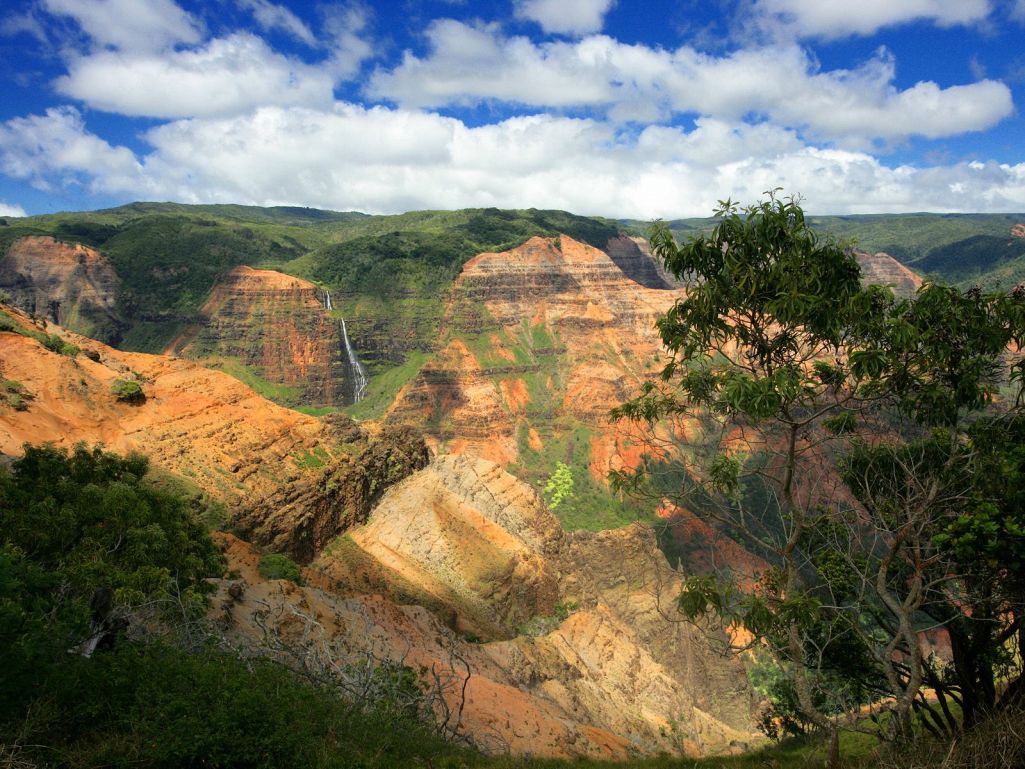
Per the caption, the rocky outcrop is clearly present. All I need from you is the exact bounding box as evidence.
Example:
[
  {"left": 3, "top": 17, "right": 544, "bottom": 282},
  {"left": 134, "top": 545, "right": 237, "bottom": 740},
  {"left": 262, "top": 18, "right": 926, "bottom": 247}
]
[
  {"left": 388, "top": 235, "right": 678, "bottom": 468},
  {"left": 168, "top": 266, "right": 349, "bottom": 405},
  {"left": 0, "top": 236, "right": 124, "bottom": 343},
  {"left": 602, "top": 235, "right": 672, "bottom": 289},
  {"left": 1012, "top": 223, "right": 1025, "bottom": 239},
  {"left": 231, "top": 423, "right": 431, "bottom": 564},
  {"left": 854, "top": 249, "right": 922, "bottom": 297},
  {"left": 0, "top": 305, "right": 330, "bottom": 501},
  {"left": 342, "top": 454, "right": 563, "bottom": 638},
  {"left": 223, "top": 455, "right": 759, "bottom": 759}
]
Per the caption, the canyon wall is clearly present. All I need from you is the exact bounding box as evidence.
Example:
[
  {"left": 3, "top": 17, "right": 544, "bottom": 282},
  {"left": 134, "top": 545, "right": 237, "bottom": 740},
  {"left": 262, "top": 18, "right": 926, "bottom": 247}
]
[
  {"left": 0, "top": 235, "right": 124, "bottom": 343},
  {"left": 167, "top": 266, "right": 351, "bottom": 406}
]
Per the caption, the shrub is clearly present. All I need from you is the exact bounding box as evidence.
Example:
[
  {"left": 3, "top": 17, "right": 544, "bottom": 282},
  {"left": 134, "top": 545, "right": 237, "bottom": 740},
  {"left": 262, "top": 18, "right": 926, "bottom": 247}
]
[
  {"left": 1, "top": 380, "right": 31, "bottom": 411},
  {"left": 112, "top": 378, "right": 145, "bottom": 403},
  {"left": 42, "top": 332, "right": 79, "bottom": 356},
  {"left": 258, "top": 553, "right": 304, "bottom": 584}
]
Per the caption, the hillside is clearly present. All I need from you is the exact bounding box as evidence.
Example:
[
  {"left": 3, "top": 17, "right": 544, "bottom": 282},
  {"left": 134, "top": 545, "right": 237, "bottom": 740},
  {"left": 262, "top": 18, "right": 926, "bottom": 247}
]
[{"left": 622, "top": 212, "right": 1025, "bottom": 289}]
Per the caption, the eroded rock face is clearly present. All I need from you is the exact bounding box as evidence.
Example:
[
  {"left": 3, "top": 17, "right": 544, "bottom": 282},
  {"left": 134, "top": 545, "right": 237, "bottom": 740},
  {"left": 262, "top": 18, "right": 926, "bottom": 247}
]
[
  {"left": 167, "top": 266, "right": 349, "bottom": 405},
  {"left": 225, "top": 455, "right": 758, "bottom": 759},
  {"left": 602, "top": 235, "right": 672, "bottom": 289},
  {"left": 854, "top": 249, "right": 922, "bottom": 297},
  {"left": 0, "top": 305, "right": 329, "bottom": 501},
  {"left": 0, "top": 236, "right": 124, "bottom": 343},
  {"left": 343, "top": 454, "right": 563, "bottom": 638},
  {"left": 232, "top": 423, "right": 431, "bottom": 564},
  {"left": 1011, "top": 223, "right": 1025, "bottom": 239},
  {"left": 387, "top": 235, "right": 678, "bottom": 468}
]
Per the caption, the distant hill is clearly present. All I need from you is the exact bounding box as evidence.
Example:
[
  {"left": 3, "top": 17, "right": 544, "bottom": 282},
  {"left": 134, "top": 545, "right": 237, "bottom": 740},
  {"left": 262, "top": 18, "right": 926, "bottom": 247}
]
[{"left": 620, "top": 211, "right": 1025, "bottom": 289}]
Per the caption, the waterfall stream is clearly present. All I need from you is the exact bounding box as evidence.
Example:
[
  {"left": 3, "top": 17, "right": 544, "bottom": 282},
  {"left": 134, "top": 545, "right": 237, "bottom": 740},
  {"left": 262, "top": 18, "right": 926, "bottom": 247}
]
[
  {"left": 324, "top": 291, "right": 368, "bottom": 403},
  {"left": 340, "top": 318, "right": 368, "bottom": 402}
]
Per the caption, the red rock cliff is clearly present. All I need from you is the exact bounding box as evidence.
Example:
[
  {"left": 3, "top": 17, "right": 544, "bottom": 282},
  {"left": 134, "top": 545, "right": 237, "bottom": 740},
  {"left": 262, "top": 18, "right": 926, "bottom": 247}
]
[
  {"left": 167, "top": 266, "right": 350, "bottom": 405},
  {"left": 0, "top": 235, "right": 124, "bottom": 342}
]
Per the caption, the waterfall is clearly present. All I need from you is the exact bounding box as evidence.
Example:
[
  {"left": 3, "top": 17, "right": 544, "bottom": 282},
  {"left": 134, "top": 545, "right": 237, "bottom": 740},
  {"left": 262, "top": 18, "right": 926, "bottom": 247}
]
[
  {"left": 324, "top": 290, "right": 333, "bottom": 311},
  {"left": 340, "top": 317, "right": 368, "bottom": 403}
]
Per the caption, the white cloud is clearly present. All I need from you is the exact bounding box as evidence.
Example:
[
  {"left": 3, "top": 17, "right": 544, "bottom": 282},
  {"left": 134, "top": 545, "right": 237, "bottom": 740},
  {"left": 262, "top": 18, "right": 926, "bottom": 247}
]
[
  {"left": 753, "top": 0, "right": 992, "bottom": 39},
  {"left": 55, "top": 34, "right": 337, "bottom": 119},
  {"left": 1013, "top": 0, "right": 1025, "bottom": 21},
  {"left": 0, "top": 202, "right": 27, "bottom": 218},
  {"left": 514, "top": 0, "right": 615, "bottom": 36},
  {"left": 368, "top": 24, "right": 1013, "bottom": 146},
  {"left": 42, "top": 0, "right": 203, "bottom": 52},
  {"left": 0, "top": 107, "right": 143, "bottom": 195},
  {"left": 238, "top": 0, "right": 316, "bottom": 46},
  {"left": 5, "top": 104, "right": 1025, "bottom": 218}
]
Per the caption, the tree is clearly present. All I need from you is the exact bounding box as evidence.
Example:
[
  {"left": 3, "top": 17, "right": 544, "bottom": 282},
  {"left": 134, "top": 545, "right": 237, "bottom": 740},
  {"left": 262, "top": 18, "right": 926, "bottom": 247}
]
[
  {"left": 612, "top": 191, "right": 1025, "bottom": 757},
  {"left": 543, "top": 461, "right": 574, "bottom": 510}
]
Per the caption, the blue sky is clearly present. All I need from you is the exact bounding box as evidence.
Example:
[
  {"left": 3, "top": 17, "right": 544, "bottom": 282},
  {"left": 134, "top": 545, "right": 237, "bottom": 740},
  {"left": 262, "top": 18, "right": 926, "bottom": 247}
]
[{"left": 1, "top": 0, "right": 1025, "bottom": 218}]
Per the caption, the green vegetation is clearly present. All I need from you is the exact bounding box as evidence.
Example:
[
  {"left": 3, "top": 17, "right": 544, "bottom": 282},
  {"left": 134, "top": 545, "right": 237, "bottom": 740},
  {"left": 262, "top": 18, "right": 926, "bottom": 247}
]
[
  {"left": 257, "top": 553, "right": 304, "bottom": 584},
  {"left": 543, "top": 461, "right": 575, "bottom": 509},
  {"left": 292, "top": 445, "right": 330, "bottom": 470},
  {"left": 625, "top": 211, "right": 1025, "bottom": 289},
  {"left": 614, "top": 192, "right": 1025, "bottom": 764},
  {"left": 111, "top": 377, "right": 145, "bottom": 403},
  {"left": 0, "top": 379, "right": 31, "bottom": 411},
  {"left": 0, "top": 307, "right": 81, "bottom": 356},
  {"left": 345, "top": 349, "right": 429, "bottom": 420},
  {"left": 203, "top": 355, "right": 302, "bottom": 404},
  {"left": 0, "top": 443, "right": 476, "bottom": 769}
]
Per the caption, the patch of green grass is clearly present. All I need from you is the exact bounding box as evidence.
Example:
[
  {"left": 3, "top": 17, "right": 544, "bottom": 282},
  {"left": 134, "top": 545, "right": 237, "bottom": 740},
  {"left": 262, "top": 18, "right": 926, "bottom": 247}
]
[
  {"left": 257, "top": 553, "right": 304, "bottom": 584},
  {"left": 346, "top": 350, "right": 429, "bottom": 420},
  {"left": 1, "top": 379, "right": 32, "bottom": 411},
  {"left": 0, "top": 308, "right": 80, "bottom": 356},
  {"left": 511, "top": 421, "right": 649, "bottom": 532},
  {"left": 293, "top": 446, "right": 330, "bottom": 470},
  {"left": 294, "top": 404, "right": 338, "bottom": 417},
  {"left": 202, "top": 355, "right": 302, "bottom": 404},
  {"left": 119, "top": 320, "right": 186, "bottom": 353},
  {"left": 111, "top": 378, "right": 145, "bottom": 403}
]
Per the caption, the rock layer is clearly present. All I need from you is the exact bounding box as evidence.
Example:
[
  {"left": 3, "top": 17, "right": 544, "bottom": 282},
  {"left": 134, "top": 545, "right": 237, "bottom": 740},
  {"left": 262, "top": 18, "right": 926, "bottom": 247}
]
[
  {"left": 854, "top": 249, "right": 922, "bottom": 297},
  {"left": 168, "top": 266, "right": 348, "bottom": 405},
  {"left": 388, "top": 235, "right": 678, "bottom": 467},
  {"left": 226, "top": 455, "right": 759, "bottom": 758},
  {"left": 232, "top": 423, "right": 432, "bottom": 564},
  {"left": 0, "top": 236, "right": 124, "bottom": 343}
]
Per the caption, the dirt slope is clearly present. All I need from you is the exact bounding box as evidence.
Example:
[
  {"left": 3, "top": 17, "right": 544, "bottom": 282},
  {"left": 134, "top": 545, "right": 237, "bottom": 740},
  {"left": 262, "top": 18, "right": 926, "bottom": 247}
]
[{"left": 0, "top": 305, "right": 327, "bottom": 500}]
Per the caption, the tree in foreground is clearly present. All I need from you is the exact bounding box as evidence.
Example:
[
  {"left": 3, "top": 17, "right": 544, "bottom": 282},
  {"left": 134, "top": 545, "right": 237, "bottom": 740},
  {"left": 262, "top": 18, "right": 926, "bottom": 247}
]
[{"left": 612, "top": 191, "right": 1025, "bottom": 762}]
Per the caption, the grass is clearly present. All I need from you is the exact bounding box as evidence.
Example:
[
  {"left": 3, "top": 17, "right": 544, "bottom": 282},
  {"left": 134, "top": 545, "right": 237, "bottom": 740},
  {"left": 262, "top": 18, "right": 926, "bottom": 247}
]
[
  {"left": 292, "top": 446, "right": 330, "bottom": 470},
  {"left": 201, "top": 355, "right": 302, "bottom": 404},
  {"left": 0, "top": 379, "right": 32, "bottom": 411},
  {"left": 346, "top": 350, "right": 429, "bottom": 420}
]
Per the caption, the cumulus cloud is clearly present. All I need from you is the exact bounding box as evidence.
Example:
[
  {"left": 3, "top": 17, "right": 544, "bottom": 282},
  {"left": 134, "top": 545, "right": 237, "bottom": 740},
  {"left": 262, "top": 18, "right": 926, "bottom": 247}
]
[
  {"left": 0, "top": 202, "right": 27, "bottom": 217},
  {"left": 55, "top": 33, "right": 337, "bottom": 118},
  {"left": 0, "top": 107, "right": 143, "bottom": 195},
  {"left": 4, "top": 104, "right": 1024, "bottom": 218},
  {"left": 514, "top": 0, "right": 615, "bottom": 36},
  {"left": 238, "top": 0, "right": 316, "bottom": 45},
  {"left": 42, "top": 0, "right": 203, "bottom": 52},
  {"left": 753, "top": 0, "right": 992, "bottom": 39},
  {"left": 368, "top": 23, "right": 1013, "bottom": 146}
]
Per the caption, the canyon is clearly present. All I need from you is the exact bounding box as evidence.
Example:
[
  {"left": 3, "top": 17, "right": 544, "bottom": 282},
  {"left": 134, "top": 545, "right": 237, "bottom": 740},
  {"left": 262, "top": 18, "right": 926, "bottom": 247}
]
[{"left": 0, "top": 206, "right": 978, "bottom": 759}]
